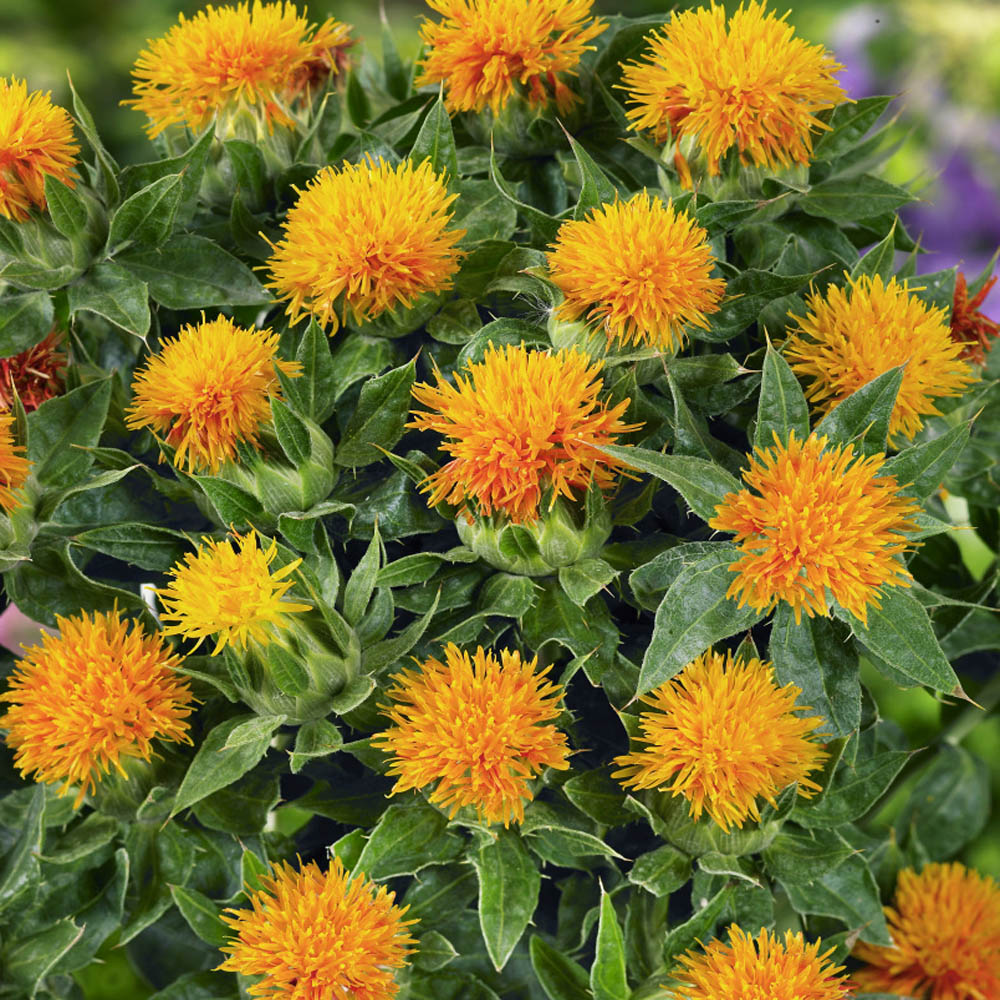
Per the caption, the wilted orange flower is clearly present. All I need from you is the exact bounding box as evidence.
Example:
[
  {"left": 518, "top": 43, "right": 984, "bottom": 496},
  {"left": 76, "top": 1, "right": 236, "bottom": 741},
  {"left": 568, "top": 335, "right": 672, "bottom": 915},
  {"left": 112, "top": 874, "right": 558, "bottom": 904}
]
[
  {"left": 219, "top": 857, "right": 415, "bottom": 1000},
  {"left": 158, "top": 531, "right": 311, "bottom": 654},
  {"left": 673, "top": 924, "right": 850, "bottom": 1000},
  {"left": 786, "top": 274, "right": 974, "bottom": 445},
  {"left": 266, "top": 157, "right": 464, "bottom": 334},
  {"left": 950, "top": 270, "right": 999, "bottom": 366},
  {"left": 126, "top": 1, "right": 354, "bottom": 137},
  {"left": 126, "top": 315, "right": 300, "bottom": 474},
  {"left": 710, "top": 431, "right": 919, "bottom": 624},
  {"left": 410, "top": 345, "right": 640, "bottom": 523},
  {"left": 547, "top": 192, "right": 725, "bottom": 351},
  {"left": 0, "top": 609, "right": 194, "bottom": 806},
  {"left": 622, "top": 2, "right": 845, "bottom": 180},
  {"left": 0, "top": 409, "right": 30, "bottom": 512},
  {"left": 418, "top": 0, "right": 606, "bottom": 114},
  {"left": 372, "top": 644, "right": 571, "bottom": 826},
  {"left": 0, "top": 329, "right": 66, "bottom": 411},
  {"left": 853, "top": 862, "right": 1000, "bottom": 1000},
  {"left": 0, "top": 77, "right": 78, "bottom": 221},
  {"left": 613, "top": 649, "right": 826, "bottom": 831}
]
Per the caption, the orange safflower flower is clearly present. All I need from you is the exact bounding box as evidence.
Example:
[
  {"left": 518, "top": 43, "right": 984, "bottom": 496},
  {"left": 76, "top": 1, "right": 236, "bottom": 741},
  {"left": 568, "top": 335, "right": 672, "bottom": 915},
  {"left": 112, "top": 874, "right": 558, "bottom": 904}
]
[
  {"left": 126, "top": 315, "right": 301, "bottom": 475},
  {"left": 126, "top": 1, "right": 354, "bottom": 137},
  {"left": 266, "top": 157, "right": 464, "bottom": 334},
  {"left": 853, "top": 862, "right": 1000, "bottom": 1000},
  {"left": 372, "top": 644, "right": 571, "bottom": 826},
  {"left": 0, "top": 409, "right": 30, "bottom": 512},
  {"left": 621, "top": 2, "right": 845, "bottom": 181},
  {"left": 710, "top": 431, "right": 919, "bottom": 624},
  {"left": 219, "top": 858, "right": 415, "bottom": 1000},
  {"left": 786, "top": 274, "right": 974, "bottom": 445},
  {"left": 0, "top": 609, "right": 194, "bottom": 806},
  {"left": 613, "top": 649, "right": 826, "bottom": 831},
  {"left": 0, "top": 77, "right": 78, "bottom": 221},
  {"left": 409, "top": 344, "right": 640, "bottom": 523},
  {"left": 0, "top": 329, "right": 66, "bottom": 412},
  {"left": 417, "top": 0, "right": 606, "bottom": 114},
  {"left": 547, "top": 192, "right": 725, "bottom": 351},
  {"left": 950, "top": 270, "right": 999, "bottom": 366},
  {"left": 673, "top": 924, "right": 850, "bottom": 1000}
]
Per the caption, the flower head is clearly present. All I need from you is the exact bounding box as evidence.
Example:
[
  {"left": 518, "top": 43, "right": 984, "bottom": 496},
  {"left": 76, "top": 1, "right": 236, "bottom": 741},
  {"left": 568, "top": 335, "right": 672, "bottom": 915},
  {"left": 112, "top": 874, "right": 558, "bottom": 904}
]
[
  {"left": 0, "top": 609, "right": 194, "bottom": 806},
  {"left": 0, "top": 408, "right": 30, "bottom": 512},
  {"left": 126, "top": 315, "right": 300, "bottom": 474},
  {"left": 621, "top": 2, "right": 845, "bottom": 179},
  {"left": 158, "top": 531, "right": 311, "bottom": 654},
  {"left": 547, "top": 192, "right": 725, "bottom": 351},
  {"left": 372, "top": 644, "right": 570, "bottom": 826},
  {"left": 417, "top": 0, "right": 606, "bottom": 114},
  {"left": 219, "top": 857, "right": 415, "bottom": 1000},
  {"left": 409, "top": 344, "right": 640, "bottom": 523},
  {"left": 266, "top": 157, "right": 464, "bottom": 334},
  {"left": 852, "top": 862, "right": 1000, "bottom": 1000},
  {"left": 950, "top": 270, "right": 999, "bottom": 366},
  {"left": 126, "top": 1, "right": 354, "bottom": 138},
  {"left": 613, "top": 649, "right": 826, "bottom": 831},
  {"left": 0, "top": 328, "right": 66, "bottom": 411},
  {"left": 0, "top": 77, "right": 78, "bottom": 222},
  {"left": 672, "top": 924, "right": 850, "bottom": 1000},
  {"left": 710, "top": 431, "right": 919, "bottom": 624},
  {"left": 786, "top": 274, "right": 974, "bottom": 445}
]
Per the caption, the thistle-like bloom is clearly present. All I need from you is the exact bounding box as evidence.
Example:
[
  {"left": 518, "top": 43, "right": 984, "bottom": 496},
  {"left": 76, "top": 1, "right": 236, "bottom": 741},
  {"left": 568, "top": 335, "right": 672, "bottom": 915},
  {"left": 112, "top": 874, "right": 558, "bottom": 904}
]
[
  {"left": 372, "top": 644, "right": 571, "bottom": 826},
  {"left": 711, "top": 432, "right": 919, "bottom": 624},
  {"left": 852, "top": 862, "right": 1000, "bottom": 1000},
  {"left": 266, "top": 158, "right": 464, "bottom": 334},
  {"left": 0, "top": 329, "right": 66, "bottom": 411},
  {"left": 672, "top": 924, "right": 850, "bottom": 1000},
  {"left": 0, "top": 77, "right": 78, "bottom": 221},
  {"left": 0, "top": 609, "right": 194, "bottom": 806},
  {"left": 950, "top": 270, "right": 999, "bottom": 366},
  {"left": 126, "top": 2, "right": 354, "bottom": 137},
  {"left": 417, "top": 0, "right": 606, "bottom": 114},
  {"left": 219, "top": 858, "right": 415, "bottom": 1000},
  {"left": 547, "top": 192, "right": 725, "bottom": 351},
  {"left": 409, "top": 344, "right": 639, "bottom": 523},
  {"left": 126, "top": 315, "right": 301, "bottom": 474},
  {"left": 613, "top": 650, "right": 826, "bottom": 831},
  {"left": 621, "top": 2, "right": 845, "bottom": 179},
  {"left": 786, "top": 274, "right": 974, "bottom": 445},
  {"left": 158, "top": 531, "right": 311, "bottom": 654},
  {"left": 0, "top": 409, "right": 30, "bottom": 512}
]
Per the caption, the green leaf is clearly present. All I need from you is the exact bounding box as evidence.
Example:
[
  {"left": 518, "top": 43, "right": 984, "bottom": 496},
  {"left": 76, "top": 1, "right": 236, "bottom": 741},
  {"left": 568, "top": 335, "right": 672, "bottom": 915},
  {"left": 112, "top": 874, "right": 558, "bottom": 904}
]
[
  {"left": 270, "top": 397, "right": 310, "bottom": 465},
  {"left": 639, "top": 546, "right": 766, "bottom": 695},
  {"left": 814, "top": 366, "right": 904, "bottom": 454},
  {"left": 108, "top": 173, "right": 183, "bottom": 251},
  {"left": 696, "top": 200, "right": 762, "bottom": 234},
  {"left": 762, "top": 828, "right": 855, "bottom": 884},
  {"left": 850, "top": 219, "right": 898, "bottom": 281},
  {"left": 564, "top": 131, "right": 619, "bottom": 219},
  {"left": 411, "top": 94, "right": 459, "bottom": 178},
  {"left": 472, "top": 829, "right": 541, "bottom": 971},
  {"left": 289, "top": 718, "right": 344, "bottom": 774},
  {"left": 73, "top": 522, "right": 190, "bottom": 572},
  {"left": 795, "top": 749, "right": 910, "bottom": 826},
  {"left": 590, "top": 890, "right": 628, "bottom": 1000},
  {"left": 521, "top": 802, "right": 626, "bottom": 860},
  {"left": 881, "top": 423, "right": 971, "bottom": 500},
  {"left": 663, "top": 887, "right": 732, "bottom": 969},
  {"left": 355, "top": 801, "right": 463, "bottom": 879},
  {"left": 668, "top": 353, "right": 742, "bottom": 391},
  {"left": 2, "top": 918, "right": 83, "bottom": 994},
  {"left": 414, "top": 930, "right": 458, "bottom": 972},
  {"left": 800, "top": 174, "right": 914, "bottom": 222},
  {"left": 814, "top": 96, "right": 893, "bottom": 161},
  {"left": 562, "top": 768, "right": 633, "bottom": 827},
  {"left": 698, "top": 852, "right": 761, "bottom": 886},
  {"left": 44, "top": 175, "right": 88, "bottom": 239},
  {"left": 476, "top": 572, "right": 536, "bottom": 617},
  {"left": 169, "top": 885, "right": 228, "bottom": 947},
  {"left": 287, "top": 318, "right": 338, "bottom": 423},
  {"left": 0, "top": 290, "right": 54, "bottom": 356},
  {"left": 265, "top": 644, "right": 310, "bottom": 696},
  {"left": 224, "top": 139, "right": 267, "bottom": 209},
  {"left": 703, "top": 270, "right": 813, "bottom": 341},
  {"left": 170, "top": 714, "right": 278, "bottom": 817},
  {"left": 0, "top": 786, "right": 44, "bottom": 916},
  {"left": 558, "top": 558, "right": 616, "bottom": 606},
  {"left": 335, "top": 357, "right": 416, "bottom": 467},
  {"left": 68, "top": 261, "right": 151, "bottom": 336},
  {"left": 489, "top": 142, "right": 561, "bottom": 244},
  {"left": 195, "top": 476, "right": 265, "bottom": 528},
  {"left": 222, "top": 714, "right": 287, "bottom": 750},
  {"left": 628, "top": 844, "right": 692, "bottom": 897},
  {"left": 362, "top": 589, "right": 441, "bottom": 674},
  {"left": 529, "top": 935, "right": 590, "bottom": 1000},
  {"left": 344, "top": 523, "right": 382, "bottom": 625},
  {"left": 755, "top": 342, "right": 809, "bottom": 451}
]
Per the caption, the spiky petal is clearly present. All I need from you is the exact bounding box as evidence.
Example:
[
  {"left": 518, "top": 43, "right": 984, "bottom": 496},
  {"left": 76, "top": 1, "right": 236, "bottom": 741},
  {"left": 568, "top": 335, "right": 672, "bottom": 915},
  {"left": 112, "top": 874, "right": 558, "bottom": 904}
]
[{"left": 950, "top": 270, "right": 999, "bottom": 365}]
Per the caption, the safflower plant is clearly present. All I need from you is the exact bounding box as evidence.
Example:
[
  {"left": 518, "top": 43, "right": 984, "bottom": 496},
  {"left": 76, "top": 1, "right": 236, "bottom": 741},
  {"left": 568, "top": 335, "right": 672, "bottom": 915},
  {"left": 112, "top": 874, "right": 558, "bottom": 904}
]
[{"left": 0, "top": 1, "right": 996, "bottom": 997}]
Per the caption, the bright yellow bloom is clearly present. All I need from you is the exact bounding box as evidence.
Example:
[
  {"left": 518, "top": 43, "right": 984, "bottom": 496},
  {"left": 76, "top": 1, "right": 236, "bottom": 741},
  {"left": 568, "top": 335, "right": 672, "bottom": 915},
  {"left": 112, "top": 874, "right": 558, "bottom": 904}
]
[
  {"left": 613, "top": 649, "right": 826, "bottom": 831},
  {"left": 0, "top": 409, "right": 30, "bottom": 512},
  {"left": 266, "top": 157, "right": 464, "bottom": 334},
  {"left": 219, "top": 857, "right": 415, "bottom": 1000},
  {"left": 0, "top": 78, "right": 78, "bottom": 222},
  {"left": 158, "top": 531, "right": 311, "bottom": 654},
  {"left": 710, "top": 431, "right": 919, "bottom": 624},
  {"left": 409, "top": 344, "right": 640, "bottom": 523},
  {"left": 417, "top": 0, "right": 606, "bottom": 114},
  {"left": 372, "top": 644, "right": 571, "bottom": 826},
  {"left": 126, "top": 1, "right": 353, "bottom": 137},
  {"left": 786, "top": 274, "right": 974, "bottom": 445},
  {"left": 126, "top": 315, "right": 301, "bottom": 475},
  {"left": 622, "top": 2, "right": 845, "bottom": 179},
  {"left": 853, "top": 862, "right": 1000, "bottom": 1000},
  {"left": 0, "top": 609, "right": 194, "bottom": 806},
  {"left": 547, "top": 192, "right": 725, "bottom": 351},
  {"left": 672, "top": 924, "right": 850, "bottom": 1000}
]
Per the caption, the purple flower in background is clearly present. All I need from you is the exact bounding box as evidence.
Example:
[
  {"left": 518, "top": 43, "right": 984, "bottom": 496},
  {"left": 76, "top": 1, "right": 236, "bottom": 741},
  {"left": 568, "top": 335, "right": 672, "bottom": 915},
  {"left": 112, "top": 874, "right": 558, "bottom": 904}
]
[{"left": 830, "top": 4, "right": 885, "bottom": 99}]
